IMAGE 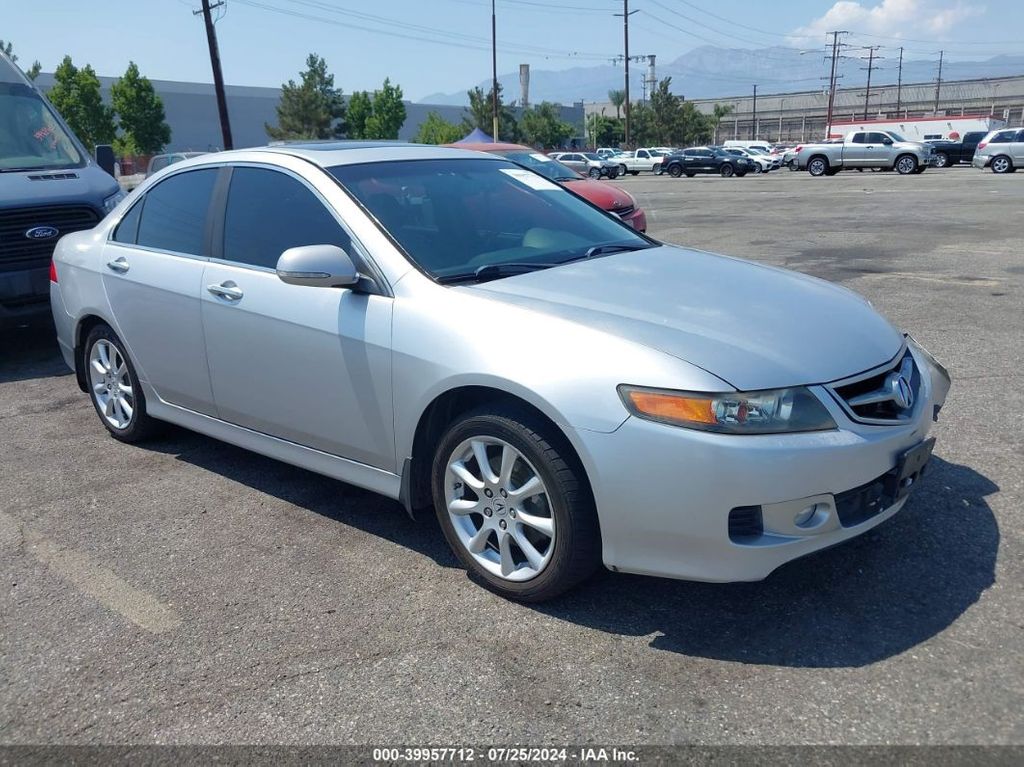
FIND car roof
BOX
[248,140,492,166]
[444,141,537,153]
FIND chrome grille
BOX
[828,348,921,424]
[611,205,635,218]
[0,204,100,273]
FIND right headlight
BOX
[618,384,837,435]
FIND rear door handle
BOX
[106,257,130,273]
[207,282,244,301]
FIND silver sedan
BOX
[50,143,950,601]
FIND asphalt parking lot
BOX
[1,166,1022,746]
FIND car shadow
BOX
[0,319,72,384]
[155,427,997,669]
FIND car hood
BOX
[561,178,636,211]
[466,245,903,391]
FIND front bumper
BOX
[623,208,647,233]
[574,342,949,582]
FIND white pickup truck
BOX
[617,148,667,175]
[796,130,935,176]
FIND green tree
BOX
[365,78,406,140]
[463,83,517,142]
[709,103,735,143]
[265,53,346,141]
[47,56,116,152]
[110,61,171,154]
[519,102,574,149]
[413,111,463,144]
[346,91,372,139]
[607,89,626,120]
[1,39,41,79]
[588,113,623,148]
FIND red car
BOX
[449,142,647,232]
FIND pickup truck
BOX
[618,148,667,175]
[796,130,934,176]
[925,131,989,167]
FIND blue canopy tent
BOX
[456,127,494,143]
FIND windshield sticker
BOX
[500,167,561,191]
[529,153,554,162]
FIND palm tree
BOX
[607,89,626,120]
[710,103,735,144]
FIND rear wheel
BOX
[432,405,601,602]
[84,324,161,443]
[619,164,628,176]
[807,156,829,176]
[720,163,734,178]
[991,155,1013,174]
[588,167,601,179]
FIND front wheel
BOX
[991,155,1013,174]
[432,405,601,602]
[933,152,949,168]
[895,154,918,175]
[84,324,161,442]
[619,164,628,177]
[668,164,683,178]
[720,163,734,178]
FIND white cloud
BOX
[788,0,984,46]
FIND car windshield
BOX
[491,150,580,182]
[581,152,602,161]
[329,158,652,282]
[0,83,84,171]
[886,132,907,142]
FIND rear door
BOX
[1014,130,1024,165]
[101,167,220,414]
[843,132,870,166]
[199,164,395,469]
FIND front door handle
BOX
[207,281,243,301]
[106,257,130,273]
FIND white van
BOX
[723,140,772,153]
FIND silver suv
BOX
[972,128,1024,173]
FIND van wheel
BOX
[588,167,601,179]
[83,324,161,443]
[991,155,1013,174]
[432,405,601,602]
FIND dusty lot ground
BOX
[1,166,1022,745]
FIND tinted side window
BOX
[113,198,144,244]
[136,169,218,255]
[964,132,985,143]
[222,167,349,270]
[850,134,866,144]
[1016,130,1024,142]
[991,131,1015,143]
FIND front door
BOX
[199,165,395,470]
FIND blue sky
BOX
[4,0,1022,100]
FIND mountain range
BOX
[419,46,1024,105]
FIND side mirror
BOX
[276,244,359,288]
[882,137,893,145]
[95,145,116,177]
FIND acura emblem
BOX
[887,373,914,410]
[25,225,60,240]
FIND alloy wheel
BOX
[896,156,917,175]
[444,436,555,582]
[88,339,135,430]
[992,156,1011,173]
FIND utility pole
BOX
[196,0,232,150]
[824,31,847,138]
[895,46,904,115]
[491,0,499,141]
[934,50,944,113]
[860,46,883,120]
[751,85,757,140]
[614,0,639,147]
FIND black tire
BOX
[668,164,683,178]
[991,155,1013,174]
[83,324,162,443]
[720,163,734,178]
[588,167,601,179]
[431,404,601,602]
[807,156,829,176]
[895,154,918,175]
[934,151,949,168]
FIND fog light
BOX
[794,504,820,528]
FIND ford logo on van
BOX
[25,225,60,240]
